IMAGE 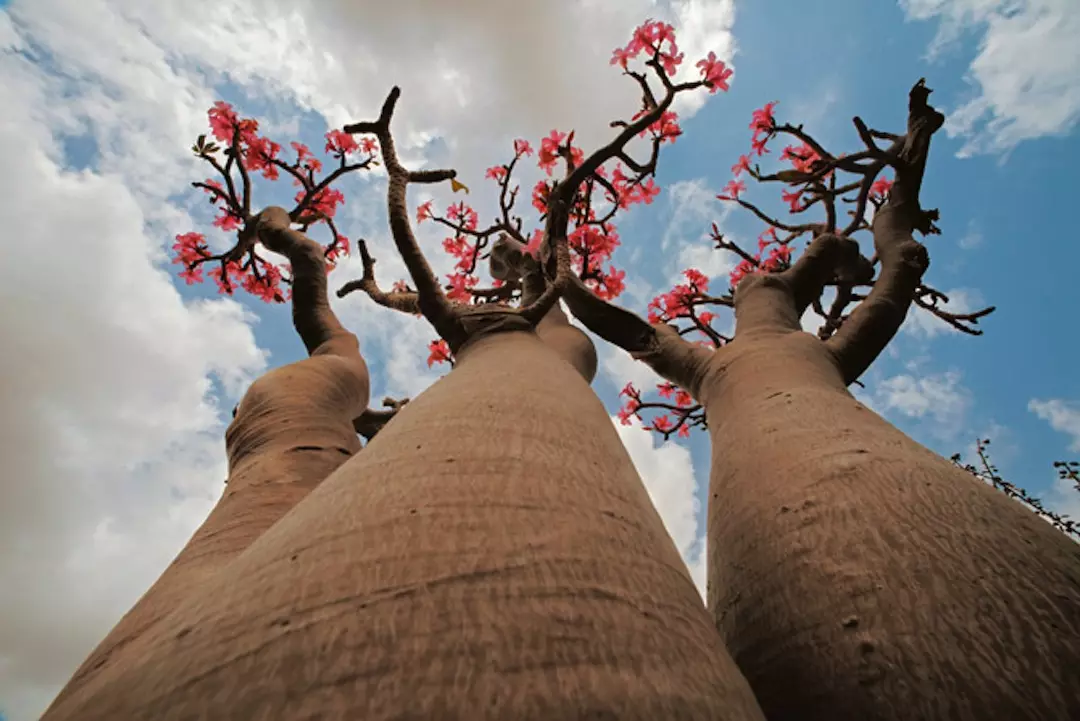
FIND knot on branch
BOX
[899,240,930,274]
[489,233,539,282]
[251,206,320,260]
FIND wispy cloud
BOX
[1029,398,1080,451]
[900,0,1080,156]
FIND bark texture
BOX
[44,210,372,718]
[45,330,766,721]
[700,325,1080,721]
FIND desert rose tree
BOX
[513,74,1080,720]
[42,22,771,721]
[41,101,410,718]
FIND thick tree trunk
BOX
[44,210,372,717]
[44,351,370,716]
[701,328,1080,721]
[46,330,765,721]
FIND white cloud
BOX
[601,343,665,397]
[104,0,736,186]
[786,77,843,138]
[0,14,267,719]
[871,370,972,438]
[1029,398,1080,451]
[958,219,984,249]
[900,0,1080,156]
[612,417,707,597]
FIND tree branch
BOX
[353,397,409,441]
[827,79,945,384]
[779,233,874,316]
[343,87,464,347]
[252,206,348,354]
[336,239,421,314]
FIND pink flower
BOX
[652,415,673,433]
[213,210,243,232]
[446,202,478,231]
[696,52,732,93]
[870,175,893,201]
[611,46,634,69]
[781,143,819,173]
[532,180,551,214]
[636,178,660,205]
[291,142,313,162]
[172,232,208,266]
[243,136,281,179]
[208,101,239,142]
[427,339,452,367]
[731,154,751,177]
[717,179,746,200]
[781,187,804,212]
[525,229,544,256]
[296,187,345,220]
[514,138,533,157]
[684,268,709,290]
[325,129,359,156]
[750,102,778,137]
[538,129,567,175]
[178,264,204,285]
[416,200,434,223]
[445,273,477,303]
[595,267,626,300]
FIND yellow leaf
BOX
[450,178,470,194]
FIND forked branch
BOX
[827,79,946,384]
[343,88,463,345]
[337,239,421,315]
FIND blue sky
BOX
[2,1,1078,718]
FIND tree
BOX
[528,64,1080,721]
[42,21,769,721]
[42,127,386,716]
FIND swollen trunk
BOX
[702,330,1080,721]
[51,330,765,721]
[45,352,368,716]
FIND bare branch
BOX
[252,206,348,354]
[337,239,421,315]
[828,79,945,384]
[353,397,410,441]
[343,87,464,347]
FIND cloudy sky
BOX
[1,0,1078,718]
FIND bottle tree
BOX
[499,49,1077,721]
[43,20,771,721]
